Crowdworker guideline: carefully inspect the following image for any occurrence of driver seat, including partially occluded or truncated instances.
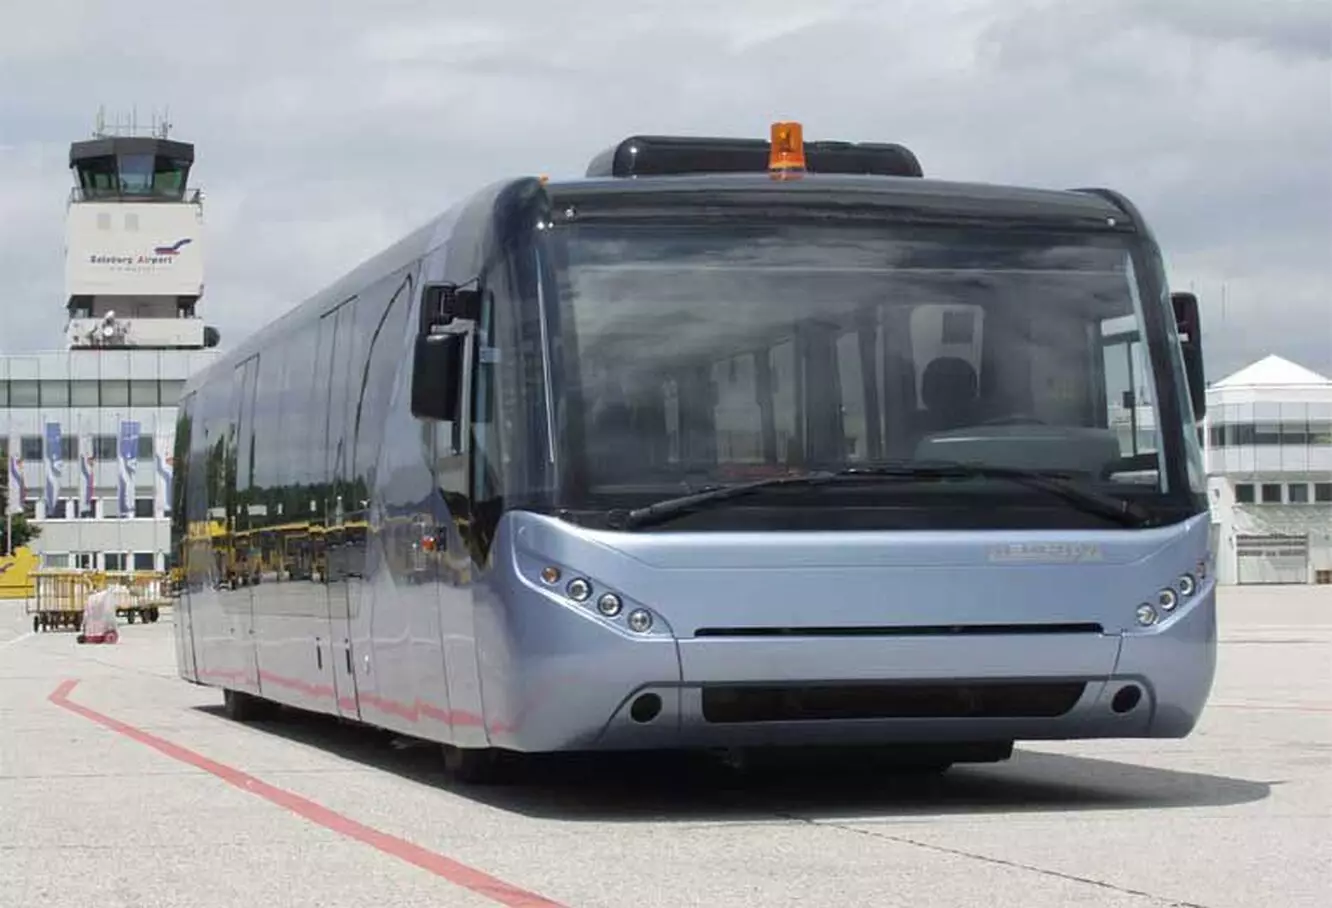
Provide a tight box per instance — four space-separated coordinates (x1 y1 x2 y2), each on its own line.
919 356 980 433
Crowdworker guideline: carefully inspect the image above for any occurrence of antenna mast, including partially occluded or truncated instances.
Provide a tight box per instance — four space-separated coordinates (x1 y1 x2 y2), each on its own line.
91 105 174 140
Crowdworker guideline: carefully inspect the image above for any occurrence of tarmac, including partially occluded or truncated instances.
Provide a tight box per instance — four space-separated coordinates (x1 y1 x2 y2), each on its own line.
1 585 1328 908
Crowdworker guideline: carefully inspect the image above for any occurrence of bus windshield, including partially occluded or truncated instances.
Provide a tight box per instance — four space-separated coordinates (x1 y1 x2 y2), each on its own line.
543 217 1192 527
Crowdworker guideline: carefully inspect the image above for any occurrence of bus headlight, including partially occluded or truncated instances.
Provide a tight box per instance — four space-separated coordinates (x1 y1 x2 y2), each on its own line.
1135 603 1158 626
1157 588 1179 612
566 578 592 602
1178 573 1197 597
627 609 653 633
597 593 623 617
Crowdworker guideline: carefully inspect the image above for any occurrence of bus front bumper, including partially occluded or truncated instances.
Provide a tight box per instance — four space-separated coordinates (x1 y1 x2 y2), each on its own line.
483 589 1216 754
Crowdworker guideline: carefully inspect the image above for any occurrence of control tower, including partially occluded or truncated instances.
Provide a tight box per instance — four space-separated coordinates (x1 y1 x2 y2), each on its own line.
1 108 222 580
64 108 218 351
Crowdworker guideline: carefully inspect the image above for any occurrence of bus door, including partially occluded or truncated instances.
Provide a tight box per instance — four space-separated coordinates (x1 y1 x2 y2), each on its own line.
318 299 362 720
228 356 261 690
171 393 201 683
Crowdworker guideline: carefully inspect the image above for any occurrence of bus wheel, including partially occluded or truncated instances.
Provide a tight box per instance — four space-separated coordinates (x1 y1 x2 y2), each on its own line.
441 744 508 785
223 689 266 723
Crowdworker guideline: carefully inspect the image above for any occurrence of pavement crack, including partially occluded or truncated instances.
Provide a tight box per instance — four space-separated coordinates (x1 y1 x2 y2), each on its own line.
776 812 1212 908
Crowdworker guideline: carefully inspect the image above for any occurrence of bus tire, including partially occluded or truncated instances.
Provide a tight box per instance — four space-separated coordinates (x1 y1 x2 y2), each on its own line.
222 689 267 723
441 744 508 785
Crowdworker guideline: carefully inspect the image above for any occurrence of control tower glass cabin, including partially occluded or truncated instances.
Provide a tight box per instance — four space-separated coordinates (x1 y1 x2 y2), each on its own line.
69 135 195 203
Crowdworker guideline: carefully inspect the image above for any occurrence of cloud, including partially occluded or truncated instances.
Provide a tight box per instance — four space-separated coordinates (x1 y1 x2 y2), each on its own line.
0 0 1328 382
1129 0 1332 61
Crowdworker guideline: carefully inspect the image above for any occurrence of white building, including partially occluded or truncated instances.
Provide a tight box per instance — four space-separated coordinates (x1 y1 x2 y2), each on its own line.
1 112 221 572
1203 354 1332 585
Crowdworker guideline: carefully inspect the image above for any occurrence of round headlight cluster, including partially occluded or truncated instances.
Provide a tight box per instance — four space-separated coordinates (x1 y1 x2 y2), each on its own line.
1135 567 1204 626
542 568 654 633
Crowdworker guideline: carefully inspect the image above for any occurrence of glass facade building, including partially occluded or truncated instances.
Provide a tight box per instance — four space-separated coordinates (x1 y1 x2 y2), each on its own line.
1202 355 1332 585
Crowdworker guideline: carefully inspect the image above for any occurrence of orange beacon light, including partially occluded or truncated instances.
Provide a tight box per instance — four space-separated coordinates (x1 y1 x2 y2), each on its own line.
768 121 807 176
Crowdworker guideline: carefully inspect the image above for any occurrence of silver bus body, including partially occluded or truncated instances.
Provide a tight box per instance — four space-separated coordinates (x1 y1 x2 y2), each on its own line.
171 135 1215 774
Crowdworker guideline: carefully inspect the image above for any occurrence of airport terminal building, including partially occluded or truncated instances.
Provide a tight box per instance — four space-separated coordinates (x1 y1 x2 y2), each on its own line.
1203 355 1332 585
1 115 220 572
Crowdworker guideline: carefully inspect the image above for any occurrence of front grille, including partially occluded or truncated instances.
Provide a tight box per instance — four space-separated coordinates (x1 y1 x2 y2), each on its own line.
694 623 1104 638
701 681 1087 723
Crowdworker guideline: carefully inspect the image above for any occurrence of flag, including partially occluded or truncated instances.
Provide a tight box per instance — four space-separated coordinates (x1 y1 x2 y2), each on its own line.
44 422 63 515
155 433 173 516
79 452 95 515
118 420 140 516
6 455 24 515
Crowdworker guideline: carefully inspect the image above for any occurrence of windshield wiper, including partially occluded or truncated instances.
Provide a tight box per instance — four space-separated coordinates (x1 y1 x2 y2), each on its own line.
608 460 1153 530
607 472 838 530
836 461 1155 527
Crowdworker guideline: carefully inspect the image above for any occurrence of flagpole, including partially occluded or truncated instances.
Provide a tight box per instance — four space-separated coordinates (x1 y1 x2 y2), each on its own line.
5 453 13 556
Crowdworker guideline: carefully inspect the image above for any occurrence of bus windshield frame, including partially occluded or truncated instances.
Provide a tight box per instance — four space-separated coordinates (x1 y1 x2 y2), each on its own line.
528 202 1205 532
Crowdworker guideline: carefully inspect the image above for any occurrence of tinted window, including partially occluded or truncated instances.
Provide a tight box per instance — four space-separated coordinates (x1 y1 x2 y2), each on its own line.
549 220 1170 517
282 329 318 491
352 272 413 484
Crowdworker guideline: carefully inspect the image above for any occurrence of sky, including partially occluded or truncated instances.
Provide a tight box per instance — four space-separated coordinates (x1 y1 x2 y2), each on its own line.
0 0 1328 382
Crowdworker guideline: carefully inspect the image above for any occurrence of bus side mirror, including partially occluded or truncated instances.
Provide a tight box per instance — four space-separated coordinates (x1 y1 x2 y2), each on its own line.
1171 291 1206 419
411 283 480 423
410 332 465 422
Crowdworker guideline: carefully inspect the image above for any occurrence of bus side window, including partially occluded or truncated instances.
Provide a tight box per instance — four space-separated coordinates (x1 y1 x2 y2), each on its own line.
1099 315 1158 460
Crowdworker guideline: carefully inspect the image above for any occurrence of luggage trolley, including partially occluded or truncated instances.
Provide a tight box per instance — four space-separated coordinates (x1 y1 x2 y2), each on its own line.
27 570 97 633
106 570 170 624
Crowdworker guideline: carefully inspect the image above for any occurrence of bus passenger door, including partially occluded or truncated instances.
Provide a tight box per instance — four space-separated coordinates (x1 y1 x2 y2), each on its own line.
172 548 199 682
421 280 484 747
228 357 261 691
321 300 362 720
171 394 201 683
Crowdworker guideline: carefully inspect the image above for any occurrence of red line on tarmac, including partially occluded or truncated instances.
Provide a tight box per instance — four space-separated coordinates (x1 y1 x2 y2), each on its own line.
47 679 566 908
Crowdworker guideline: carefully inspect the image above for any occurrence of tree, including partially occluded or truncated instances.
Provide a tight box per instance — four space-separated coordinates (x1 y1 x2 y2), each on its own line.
0 485 40 555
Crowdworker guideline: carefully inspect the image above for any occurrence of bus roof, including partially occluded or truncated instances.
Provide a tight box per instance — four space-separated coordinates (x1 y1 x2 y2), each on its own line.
542 171 1137 231
553 123 1136 230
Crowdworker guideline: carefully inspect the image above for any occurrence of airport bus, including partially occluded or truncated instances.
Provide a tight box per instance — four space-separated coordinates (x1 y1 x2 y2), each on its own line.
170 122 1216 781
